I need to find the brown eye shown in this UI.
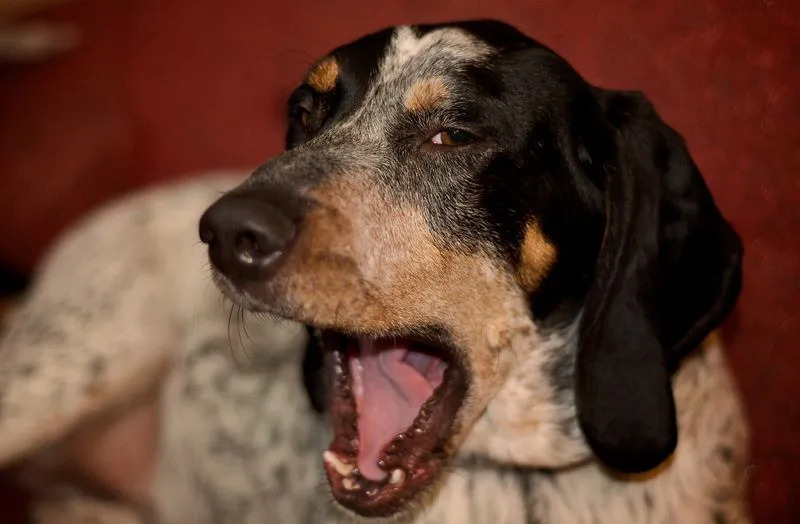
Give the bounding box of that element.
[290,105,312,128]
[430,129,475,146]
[289,87,315,128]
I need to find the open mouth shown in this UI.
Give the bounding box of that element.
[319,330,467,517]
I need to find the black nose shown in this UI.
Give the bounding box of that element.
[199,192,296,281]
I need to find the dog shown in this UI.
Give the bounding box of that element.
[0,20,749,523]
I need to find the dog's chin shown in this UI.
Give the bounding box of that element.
[211,271,471,518]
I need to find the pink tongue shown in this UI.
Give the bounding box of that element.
[350,337,445,481]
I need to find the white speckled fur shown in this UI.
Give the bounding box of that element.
[0,173,749,523]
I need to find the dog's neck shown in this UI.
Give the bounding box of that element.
[459,316,592,469]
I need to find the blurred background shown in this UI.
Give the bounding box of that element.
[0,0,798,522]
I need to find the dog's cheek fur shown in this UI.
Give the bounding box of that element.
[478,118,605,320]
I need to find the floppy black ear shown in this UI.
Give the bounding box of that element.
[576,90,743,473]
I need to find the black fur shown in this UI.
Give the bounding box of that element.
[575,91,742,472]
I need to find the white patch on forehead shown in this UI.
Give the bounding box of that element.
[381,26,492,78]
[332,26,491,140]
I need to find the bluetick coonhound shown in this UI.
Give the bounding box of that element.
[0,20,749,524]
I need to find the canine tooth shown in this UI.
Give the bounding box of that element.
[342,477,359,490]
[390,469,405,484]
[323,451,354,476]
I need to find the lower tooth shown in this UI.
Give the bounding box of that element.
[390,469,405,484]
[343,478,359,490]
[323,450,354,476]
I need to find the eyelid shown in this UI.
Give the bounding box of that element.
[290,87,315,112]
[422,116,482,138]
[298,95,314,113]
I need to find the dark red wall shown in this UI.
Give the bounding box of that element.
[1,1,798,522]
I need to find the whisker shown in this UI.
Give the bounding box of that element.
[238,306,253,364]
[241,309,255,343]
[227,303,242,368]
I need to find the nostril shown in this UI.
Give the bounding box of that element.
[235,230,268,264]
[200,192,298,280]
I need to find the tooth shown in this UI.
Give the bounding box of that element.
[342,477,359,490]
[390,469,405,484]
[323,451,354,476]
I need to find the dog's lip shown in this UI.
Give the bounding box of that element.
[320,329,467,518]
[209,269,298,318]
[210,270,267,310]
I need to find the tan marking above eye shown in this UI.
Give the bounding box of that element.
[306,56,339,92]
[405,78,449,113]
[516,222,557,293]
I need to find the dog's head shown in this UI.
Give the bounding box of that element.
[200,20,742,519]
